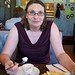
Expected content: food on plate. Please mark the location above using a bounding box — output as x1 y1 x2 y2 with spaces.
42 70 65 75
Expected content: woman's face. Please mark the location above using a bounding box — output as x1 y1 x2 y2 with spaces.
26 4 45 29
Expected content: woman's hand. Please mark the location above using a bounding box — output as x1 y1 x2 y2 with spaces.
5 60 19 75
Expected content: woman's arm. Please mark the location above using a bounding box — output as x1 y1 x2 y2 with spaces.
50 22 75 72
0 25 18 66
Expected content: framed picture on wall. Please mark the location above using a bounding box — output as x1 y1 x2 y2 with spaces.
44 3 54 20
54 0 66 2
70 0 75 2
44 3 54 11
21 0 30 6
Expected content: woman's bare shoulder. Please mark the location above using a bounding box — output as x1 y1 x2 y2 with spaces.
9 25 18 34
51 22 59 33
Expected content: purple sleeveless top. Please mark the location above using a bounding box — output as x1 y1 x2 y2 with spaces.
15 21 53 64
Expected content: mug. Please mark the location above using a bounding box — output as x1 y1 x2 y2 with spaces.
22 63 34 75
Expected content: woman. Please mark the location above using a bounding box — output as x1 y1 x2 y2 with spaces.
0 0 75 74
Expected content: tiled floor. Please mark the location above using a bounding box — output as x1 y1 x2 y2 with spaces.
63 45 75 62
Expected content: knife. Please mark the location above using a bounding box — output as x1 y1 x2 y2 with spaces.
52 64 66 72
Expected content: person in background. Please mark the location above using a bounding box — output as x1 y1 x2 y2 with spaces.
0 0 75 75
4 6 25 29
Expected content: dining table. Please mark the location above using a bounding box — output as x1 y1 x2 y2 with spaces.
0 63 48 75
0 63 71 75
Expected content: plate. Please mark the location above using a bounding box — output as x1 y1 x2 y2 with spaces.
16 66 40 75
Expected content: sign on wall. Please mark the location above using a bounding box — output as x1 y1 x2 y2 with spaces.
16 0 30 6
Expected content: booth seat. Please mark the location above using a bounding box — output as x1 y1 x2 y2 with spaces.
50 31 62 64
0 30 9 52
0 30 62 64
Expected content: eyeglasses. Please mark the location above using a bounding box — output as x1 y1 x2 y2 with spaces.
27 10 44 16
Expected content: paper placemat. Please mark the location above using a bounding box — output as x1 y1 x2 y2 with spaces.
46 64 70 75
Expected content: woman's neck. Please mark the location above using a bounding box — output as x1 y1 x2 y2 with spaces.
29 26 40 32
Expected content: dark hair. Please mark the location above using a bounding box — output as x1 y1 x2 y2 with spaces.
13 7 25 18
25 0 47 31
